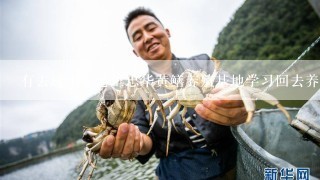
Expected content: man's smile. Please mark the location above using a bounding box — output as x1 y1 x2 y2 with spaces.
147 43 160 52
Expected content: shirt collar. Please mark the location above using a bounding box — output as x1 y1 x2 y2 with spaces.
147 53 183 78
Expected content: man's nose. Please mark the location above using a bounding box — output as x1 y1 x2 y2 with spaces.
143 32 153 44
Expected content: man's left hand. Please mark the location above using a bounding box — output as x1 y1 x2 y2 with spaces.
195 84 248 126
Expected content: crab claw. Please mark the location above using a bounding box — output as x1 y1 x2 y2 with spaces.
82 131 97 143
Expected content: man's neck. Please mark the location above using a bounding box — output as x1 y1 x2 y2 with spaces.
148 53 173 75
149 60 172 75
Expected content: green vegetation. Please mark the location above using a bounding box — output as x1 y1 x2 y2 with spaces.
52 96 99 148
213 0 320 60
212 0 320 108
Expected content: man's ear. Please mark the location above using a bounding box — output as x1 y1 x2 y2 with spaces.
133 49 139 57
165 29 171 37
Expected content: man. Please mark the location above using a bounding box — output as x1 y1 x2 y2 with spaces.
99 7 247 179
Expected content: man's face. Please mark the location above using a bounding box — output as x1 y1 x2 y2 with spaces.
127 15 172 61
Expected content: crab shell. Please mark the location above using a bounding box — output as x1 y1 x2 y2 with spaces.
175 86 204 107
105 100 137 129
96 101 137 131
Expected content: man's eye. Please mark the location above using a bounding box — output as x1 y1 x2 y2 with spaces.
148 26 156 31
133 35 141 41
135 36 141 41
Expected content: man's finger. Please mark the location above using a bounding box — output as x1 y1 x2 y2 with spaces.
133 125 141 154
206 94 244 108
195 104 230 125
112 123 129 158
121 124 136 159
99 135 115 159
195 104 247 126
202 98 245 118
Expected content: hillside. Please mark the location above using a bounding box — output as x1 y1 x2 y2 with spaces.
0 129 55 166
52 96 99 148
212 0 320 107
212 0 320 60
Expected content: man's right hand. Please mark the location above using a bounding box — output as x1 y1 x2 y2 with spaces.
99 123 152 160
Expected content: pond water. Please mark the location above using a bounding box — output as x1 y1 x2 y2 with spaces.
0 150 159 180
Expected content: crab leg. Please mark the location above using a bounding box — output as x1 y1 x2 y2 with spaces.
167 103 181 120
147 80 172 127
161 98 176 109
202 57 221 93
152 79 177 91
107 106 116 116
145 84 167 126
180 107 200 135
89 141 102 153
78 155 86 170
113 89 122 109
87 149 95 168
147 111 159 135
245 86 291 123
149 99 156 107
78 160 89 180
122 90 129 121
166 104 179 132
125 102 137 125
213 85 239 97
166 116 172 156
157 90 176 99
153 96 175 128
145 104 153 125
238 87 255 123
115 98 122 109
137 84 154 124
88 159 97 180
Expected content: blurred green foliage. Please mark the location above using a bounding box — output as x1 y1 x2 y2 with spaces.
213 0 320 60
52 96 98 148
212 0 320 108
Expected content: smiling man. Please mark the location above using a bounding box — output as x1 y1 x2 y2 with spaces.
99 7 247 180
129 15 172 60
127 12 173 75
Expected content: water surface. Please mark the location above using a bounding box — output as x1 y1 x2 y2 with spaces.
1 150 158 180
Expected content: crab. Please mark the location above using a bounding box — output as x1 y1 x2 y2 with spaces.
148 58 291 156
78 79 166 180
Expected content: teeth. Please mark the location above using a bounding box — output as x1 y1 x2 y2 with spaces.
149 44 158 51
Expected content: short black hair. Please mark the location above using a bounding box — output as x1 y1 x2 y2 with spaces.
124 7 163 40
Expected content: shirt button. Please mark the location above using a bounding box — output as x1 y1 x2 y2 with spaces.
192 114 197 118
